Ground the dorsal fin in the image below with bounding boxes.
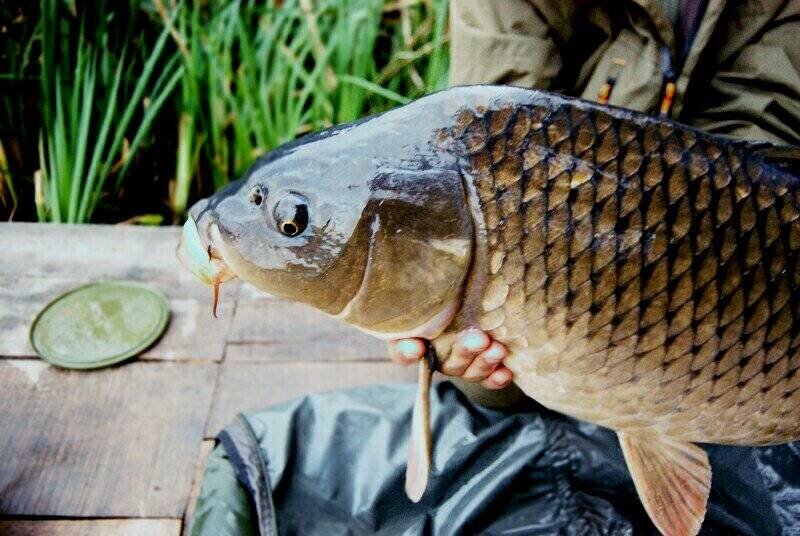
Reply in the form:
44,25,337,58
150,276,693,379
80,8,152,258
618,432,711,536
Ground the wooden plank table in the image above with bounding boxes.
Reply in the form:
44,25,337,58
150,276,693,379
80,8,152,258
0,223,404,534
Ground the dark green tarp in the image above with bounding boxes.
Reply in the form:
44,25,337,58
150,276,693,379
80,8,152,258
190,382,800,535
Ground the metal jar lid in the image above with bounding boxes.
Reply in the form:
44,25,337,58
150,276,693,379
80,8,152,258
30,281,170,370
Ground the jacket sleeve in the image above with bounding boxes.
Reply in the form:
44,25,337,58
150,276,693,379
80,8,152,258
448,0,573,88
689,2,800,145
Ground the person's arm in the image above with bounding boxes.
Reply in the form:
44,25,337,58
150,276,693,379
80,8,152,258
687,2,800,145
449,0,574,88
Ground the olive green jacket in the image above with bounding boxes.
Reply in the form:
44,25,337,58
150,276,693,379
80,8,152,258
450,0,800,145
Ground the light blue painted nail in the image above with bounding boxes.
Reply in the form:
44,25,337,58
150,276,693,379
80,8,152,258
398,339,420,357
463,331,486,350
485,345,504,362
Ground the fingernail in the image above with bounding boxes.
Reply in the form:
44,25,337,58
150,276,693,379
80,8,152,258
463,330,486,350
397,339,420,358
493,377,510,389
484,344,504,362
491,370,511,387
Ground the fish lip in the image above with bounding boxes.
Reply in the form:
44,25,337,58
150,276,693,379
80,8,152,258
206,224,237,282
177,217,237,286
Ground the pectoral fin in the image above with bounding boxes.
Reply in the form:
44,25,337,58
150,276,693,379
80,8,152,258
405,344,436,502
618,432,711,536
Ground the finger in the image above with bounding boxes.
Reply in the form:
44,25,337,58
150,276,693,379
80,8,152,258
439,328,490,376
481,366,513,390
387,338,426,366
462,341,506,382
480,339,508,362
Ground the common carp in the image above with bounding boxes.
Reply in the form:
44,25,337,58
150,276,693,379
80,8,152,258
178,86,800,536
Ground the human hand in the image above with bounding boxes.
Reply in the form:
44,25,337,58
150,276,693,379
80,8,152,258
387,329,511,389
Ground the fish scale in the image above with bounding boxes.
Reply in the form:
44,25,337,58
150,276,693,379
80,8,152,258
449,100,800,445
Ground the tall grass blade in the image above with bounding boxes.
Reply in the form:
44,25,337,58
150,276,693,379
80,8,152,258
0,141,18,220
338,75,411,105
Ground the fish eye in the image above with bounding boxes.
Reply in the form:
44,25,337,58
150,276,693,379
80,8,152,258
249,186,264,207
273,193,309,237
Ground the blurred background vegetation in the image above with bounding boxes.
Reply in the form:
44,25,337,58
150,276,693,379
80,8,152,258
0,0,449,224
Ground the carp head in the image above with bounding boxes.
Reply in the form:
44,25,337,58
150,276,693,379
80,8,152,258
179,95,475,340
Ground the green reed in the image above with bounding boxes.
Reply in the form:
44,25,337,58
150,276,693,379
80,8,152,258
0,0,449,222
36,0,182,223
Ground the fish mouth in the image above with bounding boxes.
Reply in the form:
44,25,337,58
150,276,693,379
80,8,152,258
177,217,236,316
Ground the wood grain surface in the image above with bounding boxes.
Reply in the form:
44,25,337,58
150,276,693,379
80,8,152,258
0,223,405,533
0,360,216,517
0,519,180,536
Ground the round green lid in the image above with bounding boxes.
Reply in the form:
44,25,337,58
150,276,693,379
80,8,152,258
30,281,170,370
